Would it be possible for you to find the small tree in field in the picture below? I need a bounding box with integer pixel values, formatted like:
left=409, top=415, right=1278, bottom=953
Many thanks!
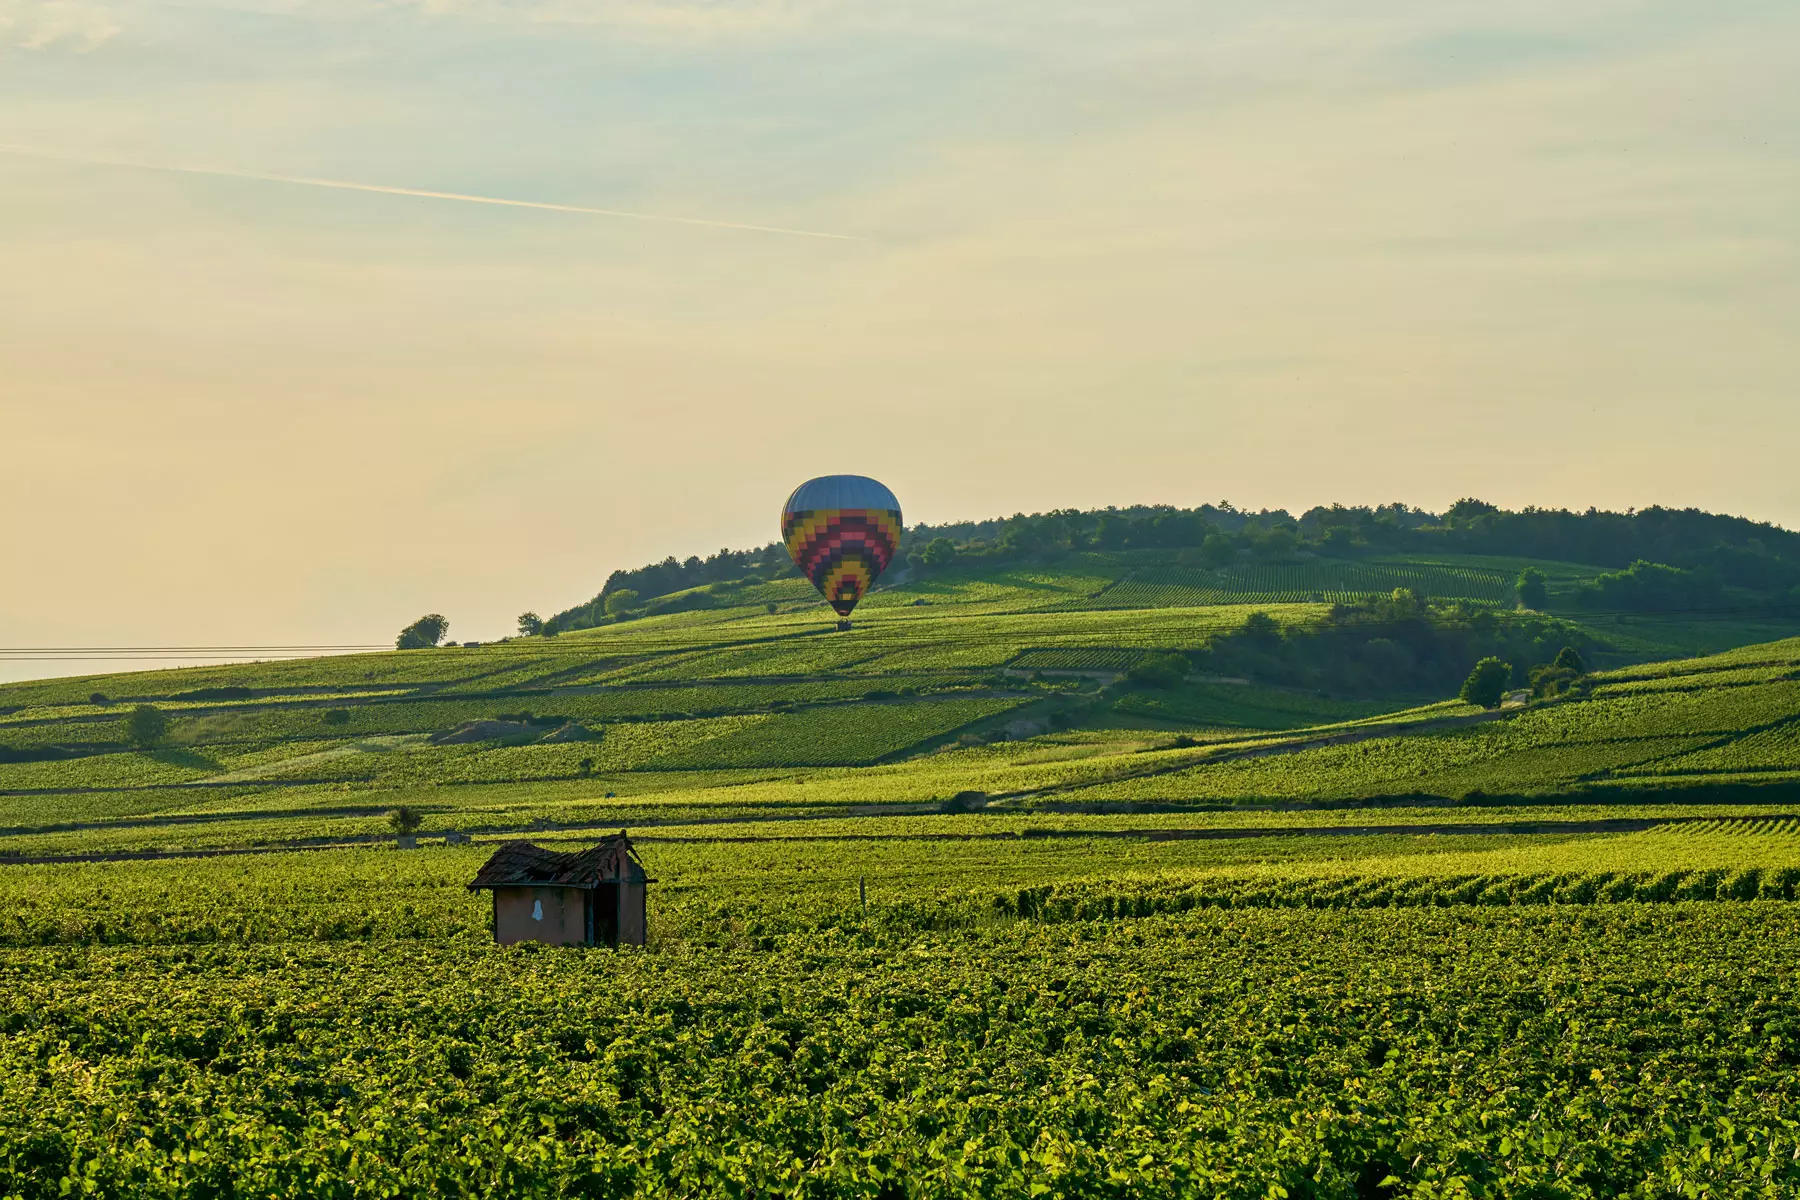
left=1459, top=657, right=1512, bottom=709
left=125, top=704, right=169, bottom=749
left=517, top=612, right=543, bottom=636
left=1553, top=646, right=1587, bottom=674
left=387, top=806, right=424, bottom=837
left=1515, top=567, right=1548, bottom=610
left=396, top=614, right=449, bottom=650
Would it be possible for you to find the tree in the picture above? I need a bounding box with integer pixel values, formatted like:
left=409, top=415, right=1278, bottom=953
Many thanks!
left=917, top=538, right=958, bottom=571
left=396, top=614, right=448, bottom=650
left=1459, top=657, right=1512, bottom=709
left=1253, top=527, right=1299, bottom=560
left=1199, top=533, right=1237, bottom=568
left=517, top=612, right=543, bottom=636
left=1515, top=567, right=1548, bottom=610
left=124, top=704, right=169, bottom=749
left=387, top=806, right=424, bottom=836
left=1127, top=653, right=1188, bottom=689
left=1552, top=646, right=1587, bottom=674
left=604, top=589, right=640, bottom=618
left=1240, top=611, right=1282, bottom=646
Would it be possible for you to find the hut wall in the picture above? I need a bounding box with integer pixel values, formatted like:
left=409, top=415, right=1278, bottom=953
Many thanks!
left=494, top=886, right=589, bottom=945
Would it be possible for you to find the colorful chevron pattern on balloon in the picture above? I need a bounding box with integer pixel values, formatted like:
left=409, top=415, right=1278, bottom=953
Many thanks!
left=781, top=476, right=903, bottom=618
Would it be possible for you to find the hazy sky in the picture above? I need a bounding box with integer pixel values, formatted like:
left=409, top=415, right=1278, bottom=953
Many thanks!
left=3, top=0, right=1797, bottom=679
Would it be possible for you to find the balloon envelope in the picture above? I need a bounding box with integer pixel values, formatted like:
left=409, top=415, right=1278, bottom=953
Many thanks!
left=781, top=475, right=903, bottom=617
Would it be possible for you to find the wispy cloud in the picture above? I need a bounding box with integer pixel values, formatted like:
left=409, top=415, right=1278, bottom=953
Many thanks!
left=0, top=145, right=868, bottom=240
left=0, top=0, right=120, bottom=49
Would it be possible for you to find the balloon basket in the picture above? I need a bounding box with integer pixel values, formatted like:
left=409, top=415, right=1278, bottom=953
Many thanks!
left=835, top=620, right=853, bottom=632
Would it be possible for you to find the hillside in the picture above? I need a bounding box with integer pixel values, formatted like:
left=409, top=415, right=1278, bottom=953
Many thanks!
left=544, top=498, right=1800, bottom=633
left=11, top=528, right=1800, bottom=1197
left=3, top=537, right=1799, bottom=855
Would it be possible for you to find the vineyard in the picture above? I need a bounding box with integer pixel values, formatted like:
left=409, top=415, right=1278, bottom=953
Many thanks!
left=1088, top=558, right=1532, bottom=609
left=10, top=828, right=1800, bottom=1195
left=6, top=566, right=1800, bottom=1195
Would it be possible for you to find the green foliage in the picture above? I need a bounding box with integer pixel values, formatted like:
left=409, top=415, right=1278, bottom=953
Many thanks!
left=1577, top=560, right=1723, bottom=612
left=604, top=589, right=640, bottom=617
left=1459, top=658, right=1512, bottom=708
left=123, top=703, right=169, bottom=749
left=386, top=805, right=424, bottom=835
left=1553, top=645, right=1587, bottom=673
left=917, top=536, right=958, bottom=570
left=1515, top=566, right=1548, bottom=610
left=516, top=611, right=543, bottom=636
left=396, top=613, right=449, bottom=650
left=1126, top=652, right=1189, bottom=688
left=8, top=854, right=1800, bottom=1196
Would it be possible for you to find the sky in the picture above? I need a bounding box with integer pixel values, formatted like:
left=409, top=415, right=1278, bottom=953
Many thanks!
left=2, top=0, right=1797, bottom=680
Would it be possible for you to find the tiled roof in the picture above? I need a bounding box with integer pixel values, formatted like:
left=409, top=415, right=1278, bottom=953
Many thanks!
left=467, top=835, right=648, bottom=890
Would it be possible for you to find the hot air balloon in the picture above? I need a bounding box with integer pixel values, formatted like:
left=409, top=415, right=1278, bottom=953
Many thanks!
left=781, top=475, right=903, bottom=625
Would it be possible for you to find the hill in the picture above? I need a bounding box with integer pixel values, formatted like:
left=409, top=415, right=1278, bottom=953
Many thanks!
left=10, top=518, right=1800, bottom=1196
left=543, top=497, right=1800, bottom=632
left=2, top=538, right=1798, bottom=852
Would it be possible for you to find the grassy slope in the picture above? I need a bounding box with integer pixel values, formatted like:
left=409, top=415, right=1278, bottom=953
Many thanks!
left=0, top=553, right=1797, bottom=856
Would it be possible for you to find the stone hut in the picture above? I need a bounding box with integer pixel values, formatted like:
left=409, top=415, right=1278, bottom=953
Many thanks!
left=467, top=833, right=650, bottom=947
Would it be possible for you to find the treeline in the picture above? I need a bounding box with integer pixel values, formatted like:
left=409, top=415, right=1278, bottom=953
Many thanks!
left=1147, top=590, right=1591, bottom=697
left=910, top=500, right=1800, bottom=590
left=542, top=499, right=1800, bottom=632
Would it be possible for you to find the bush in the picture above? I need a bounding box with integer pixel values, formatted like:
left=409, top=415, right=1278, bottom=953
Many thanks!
left=322, top=709, right=352, bottom=726
left=386, top=807, right=424, bottom=836
left=1576, top=561, right=1723, bottom=612
left=1127, top=653, right=1189, bottom=689
left=87, top=692, right=109, bottom=706
left=124, top=705, right=169, bottom=749
left=604, top=590, right=641, bottom=618
left=1458, top=658, right=1512, bottom=709
left=1515, top=567, right=1548, bottom=610
left=1552, top=646, right=1587, bottom=673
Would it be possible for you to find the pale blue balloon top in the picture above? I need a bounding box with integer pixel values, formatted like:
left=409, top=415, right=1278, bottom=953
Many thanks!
left=783, top=475, right=901, bottom=514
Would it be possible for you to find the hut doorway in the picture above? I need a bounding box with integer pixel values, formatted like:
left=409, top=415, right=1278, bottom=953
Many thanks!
left=589, top=885, right=621, bottom=947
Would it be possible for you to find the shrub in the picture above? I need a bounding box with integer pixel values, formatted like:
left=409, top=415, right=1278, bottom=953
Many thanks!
left=1127, top=654, right=1189, bottom=689
left=386, top=807, right=424, bottom=836
left=1516, top=567, right=1548, bottom=610
left=1459, top=657, right=1512, bottom=709
left=124, top=705, right=169, bottom=749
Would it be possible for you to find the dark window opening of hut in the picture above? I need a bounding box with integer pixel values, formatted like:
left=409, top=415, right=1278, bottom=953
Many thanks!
left=467, top=832, right=650, bottom=947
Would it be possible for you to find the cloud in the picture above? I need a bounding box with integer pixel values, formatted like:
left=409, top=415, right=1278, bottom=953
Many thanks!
left=0, top=0, right=120, bottom=49
left=0, top=144, right=869, bottom=239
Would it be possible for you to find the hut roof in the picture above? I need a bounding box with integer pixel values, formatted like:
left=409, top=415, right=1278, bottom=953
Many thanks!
left=467, top=833, right=649, bottom=891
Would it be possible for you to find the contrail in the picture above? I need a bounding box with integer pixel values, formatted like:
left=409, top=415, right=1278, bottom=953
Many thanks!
left=0, top=144, right=865, bottom=241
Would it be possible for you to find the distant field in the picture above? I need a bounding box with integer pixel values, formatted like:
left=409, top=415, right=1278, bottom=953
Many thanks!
left=1082, top=558, right=1530, bottom=608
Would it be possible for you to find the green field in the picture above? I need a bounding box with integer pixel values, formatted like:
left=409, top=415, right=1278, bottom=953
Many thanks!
left=7, top=550, right=1800, bottom=1196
